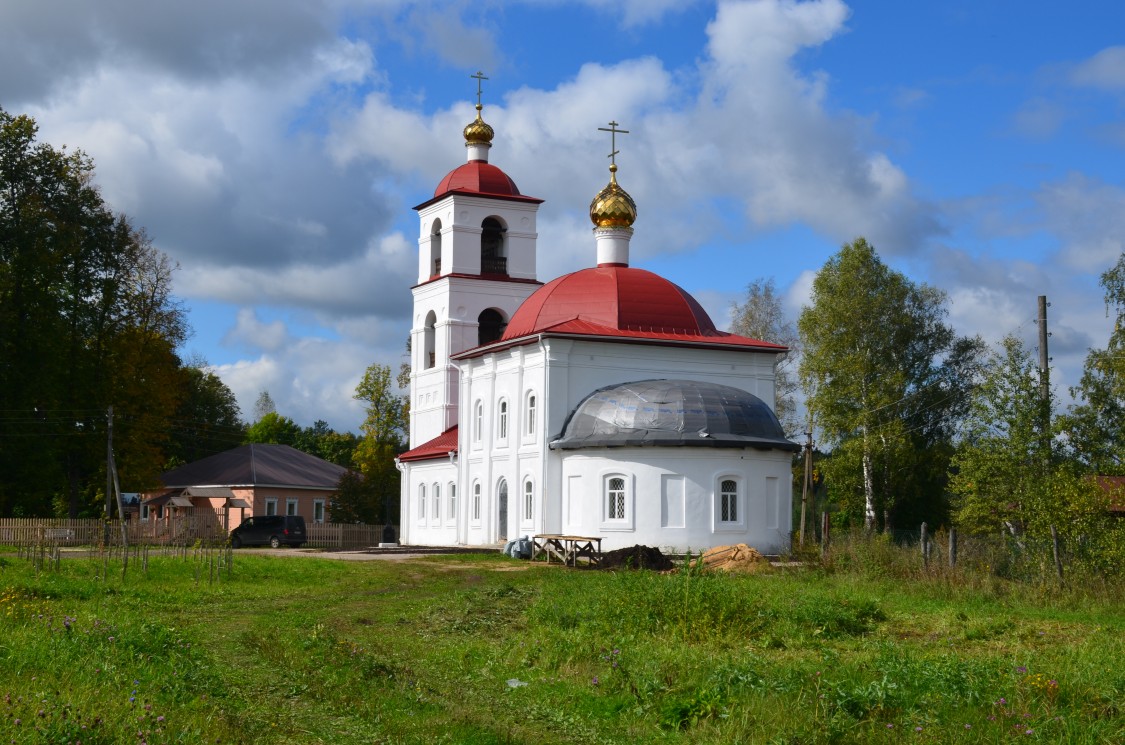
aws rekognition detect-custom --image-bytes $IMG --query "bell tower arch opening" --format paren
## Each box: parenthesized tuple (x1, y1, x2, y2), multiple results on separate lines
(423, 311, 437, 369)
(477, 308, 507, 346)
(480, 217, 507, 276)
(429, 219, 443, 277)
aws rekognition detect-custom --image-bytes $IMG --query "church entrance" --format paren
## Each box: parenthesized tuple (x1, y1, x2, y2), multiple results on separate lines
(497, 479, 508, 542)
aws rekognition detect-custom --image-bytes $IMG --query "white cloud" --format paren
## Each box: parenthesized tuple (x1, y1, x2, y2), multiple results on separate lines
(1071, 46, 1125, 91)
(1012, 97, 1067, 140)
(1035, 174, 1125, 272)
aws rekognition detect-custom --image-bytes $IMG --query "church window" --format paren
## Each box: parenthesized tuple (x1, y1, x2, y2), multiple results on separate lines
(526, 393, 536, 436)
(429, 219, 443, 276)
(472, 481, 481, 521)
(477, 308, 507, 346)
(480, 217, 506, 275)
(497, 399, 508, 441)
(432, 483, 441, 524)
(418, 484, 426, 521)
(423, 311, 437, 369)
(449, 483, 457, 520)
(606, 477, 626, 521)
(524, 480, 534, 522)
(720, 479, 738, 523)
(473, 401, 483, 443)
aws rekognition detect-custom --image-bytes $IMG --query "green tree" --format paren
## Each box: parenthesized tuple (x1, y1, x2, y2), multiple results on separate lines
(950, 335, 1105, 542)
(167, 365, 244, 467)
(293, 419, 359, 468)
(1063, 252, 1125, 471)
(730, 277, 800, 436)
(253, 390, 277, 422)
(798, 238, 982, 530)
(0, 107, 188, 516)
(244, 411, 301, 446)
(347, 363, 408, 524)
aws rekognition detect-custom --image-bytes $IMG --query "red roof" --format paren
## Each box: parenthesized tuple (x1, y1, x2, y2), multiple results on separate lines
(416, 161, 544, 208)
(1095, 476, 1125, 514)
(399, 427, 459, 463)
(500, 266, 786, 350)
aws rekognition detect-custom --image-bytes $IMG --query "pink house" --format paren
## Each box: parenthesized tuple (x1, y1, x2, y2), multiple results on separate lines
(141, 444, 348, 535)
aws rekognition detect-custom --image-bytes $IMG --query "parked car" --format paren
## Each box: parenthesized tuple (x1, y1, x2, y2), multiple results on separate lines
(230, 515, 306, 549)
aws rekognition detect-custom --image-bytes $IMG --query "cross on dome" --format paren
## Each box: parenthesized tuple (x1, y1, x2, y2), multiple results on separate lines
(463, 70, 495, 150)
(589, 120, 637, 232)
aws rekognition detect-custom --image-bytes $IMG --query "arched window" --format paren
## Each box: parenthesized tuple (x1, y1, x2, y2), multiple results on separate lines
(418, 483, 426, 521)
(423, 311, 437, 369)
(449, 483, 457, 519)
(720, 479, 738, 523)
(524, 480, 534, 522)
(480, 217, 506, 275)
(472, 481, 481, 521)
(432, 482, 441, 524)
(497, 399, 508, 441)
(526, 393, 537, 436)
(606, 477, 626, 520)
(477, 308, 506, 346)
(429, 218, 443, 277)
(473, 400, 483, 443)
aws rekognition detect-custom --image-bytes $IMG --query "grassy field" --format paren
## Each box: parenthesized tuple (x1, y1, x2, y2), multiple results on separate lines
(0, 546, 1121, 744)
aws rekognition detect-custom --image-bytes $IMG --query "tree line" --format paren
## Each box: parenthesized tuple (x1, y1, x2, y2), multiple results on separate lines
(0, 108, 407, 521)
(734, 238, 1124, 565)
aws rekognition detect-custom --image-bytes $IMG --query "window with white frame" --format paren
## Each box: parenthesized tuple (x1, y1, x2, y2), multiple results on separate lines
(473, 400, 483, 444)
(526, 393, 537, 436)
(606, 476, 626, 521)
(523, 480, 534, 522)
(140, 503, 150, 522)
(472, 481, 481, 521)
(418, 484, 426, 520)
(286, 498, 298, 516)
(432, 483, 441, 523)
(265, 498, 278, 516)
(720, 479, 738, 523)
(497, 399, 508, 441)
(313, 499, 325, 523)
(449, 483, 457, 519)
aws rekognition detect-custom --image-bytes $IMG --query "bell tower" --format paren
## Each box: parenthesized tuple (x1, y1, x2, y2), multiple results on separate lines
(408, 73, 543, 448)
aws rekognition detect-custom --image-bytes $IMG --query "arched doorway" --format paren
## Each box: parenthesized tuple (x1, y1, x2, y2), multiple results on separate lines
(497, 478, 508, 542)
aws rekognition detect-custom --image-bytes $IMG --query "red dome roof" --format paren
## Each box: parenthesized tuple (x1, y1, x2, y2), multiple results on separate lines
(503, 266, 719, 339)
(434, 160, 522, 199)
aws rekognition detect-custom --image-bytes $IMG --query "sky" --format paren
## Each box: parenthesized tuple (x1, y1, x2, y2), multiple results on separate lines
(4, 0, 1123, 433)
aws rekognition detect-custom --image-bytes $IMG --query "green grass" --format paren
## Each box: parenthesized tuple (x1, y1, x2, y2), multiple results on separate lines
(0, 549, 1121, 744)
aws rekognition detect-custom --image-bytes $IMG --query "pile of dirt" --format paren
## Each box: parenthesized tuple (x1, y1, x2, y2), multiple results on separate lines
(700, 543, 771, 573)
(600, 544, 675, 571)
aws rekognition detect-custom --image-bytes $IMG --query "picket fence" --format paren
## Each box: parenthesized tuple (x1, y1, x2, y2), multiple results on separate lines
(0, 517, 396, 550)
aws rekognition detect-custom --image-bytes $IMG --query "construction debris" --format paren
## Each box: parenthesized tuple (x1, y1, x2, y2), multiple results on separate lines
(699, 543, 771, 573)
(600, 544, 675, 571)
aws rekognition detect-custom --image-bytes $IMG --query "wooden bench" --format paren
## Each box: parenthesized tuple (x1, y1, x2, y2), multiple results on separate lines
(532, 534, 603, 567)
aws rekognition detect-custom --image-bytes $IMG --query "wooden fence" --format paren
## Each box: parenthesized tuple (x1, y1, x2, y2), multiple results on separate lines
(0, 517, 397, 550)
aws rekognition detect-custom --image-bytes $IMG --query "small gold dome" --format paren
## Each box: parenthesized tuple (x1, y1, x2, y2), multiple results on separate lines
(463, 104, 495, 145)
(589, 165, 637, 228)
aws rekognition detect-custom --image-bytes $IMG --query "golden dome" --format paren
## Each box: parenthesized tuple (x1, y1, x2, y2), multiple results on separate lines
(463, 104, 495, 145)
(589, 165, 637, 228)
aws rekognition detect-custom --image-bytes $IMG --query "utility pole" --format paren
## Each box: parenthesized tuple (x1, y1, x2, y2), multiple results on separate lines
(105, 406, 113, 545)
(1038, 296, 1050, 404)
(799, 423, 813, 547)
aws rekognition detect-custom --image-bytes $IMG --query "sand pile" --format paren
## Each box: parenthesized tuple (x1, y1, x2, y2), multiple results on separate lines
(600, 544, 675, 571)
(700, 543, 771, 573)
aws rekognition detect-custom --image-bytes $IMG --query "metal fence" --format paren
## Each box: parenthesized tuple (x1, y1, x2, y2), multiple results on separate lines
(0, 517, 398, 550)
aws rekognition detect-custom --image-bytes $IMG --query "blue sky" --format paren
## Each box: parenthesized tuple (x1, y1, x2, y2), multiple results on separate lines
(4, 0, 1123, 431)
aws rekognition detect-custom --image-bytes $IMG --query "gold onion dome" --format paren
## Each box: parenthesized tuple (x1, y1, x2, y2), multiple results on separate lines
(589, 164, 637, 228)
(463, 104, 495, 144)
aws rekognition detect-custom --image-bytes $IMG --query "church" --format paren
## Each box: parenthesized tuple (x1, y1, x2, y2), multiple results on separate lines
(395, 85, 799, 554)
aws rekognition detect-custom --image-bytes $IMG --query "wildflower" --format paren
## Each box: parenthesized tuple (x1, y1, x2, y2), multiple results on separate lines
(156, 716, 165, 722)
(965, 724, 972, 729)
(997, 697, 1007, 705)
(914, 726, 923, 732)
(591, 677, 599, 686)
(1025, 729, 1033, 735)
(1016, 666, 1027, 674)
(886, 724, 893, 729)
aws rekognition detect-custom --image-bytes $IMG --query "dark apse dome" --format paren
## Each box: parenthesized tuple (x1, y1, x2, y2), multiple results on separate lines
(551, 379, 799, 451)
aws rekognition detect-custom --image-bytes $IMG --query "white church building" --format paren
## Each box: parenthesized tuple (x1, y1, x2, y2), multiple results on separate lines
(396, 92, 799, 554)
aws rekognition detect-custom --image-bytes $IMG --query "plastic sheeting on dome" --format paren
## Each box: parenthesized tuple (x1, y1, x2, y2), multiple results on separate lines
(551, 379, 799, 451)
